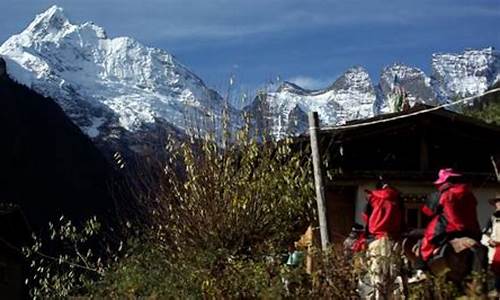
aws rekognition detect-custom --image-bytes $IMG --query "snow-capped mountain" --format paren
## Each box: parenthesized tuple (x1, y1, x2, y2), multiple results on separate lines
(432, 47, 500, 101)
(0, 5, 231, 153)
(1, 6, 499, 143)
(249, 48, 500, 137)
(379, 64, 437, 107)
(251, 66, 377, 138)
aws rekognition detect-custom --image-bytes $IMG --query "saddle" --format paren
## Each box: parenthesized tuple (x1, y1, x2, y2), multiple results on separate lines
(403, 235, 486, 283)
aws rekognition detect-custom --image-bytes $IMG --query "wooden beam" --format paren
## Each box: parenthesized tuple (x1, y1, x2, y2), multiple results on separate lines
(308, 111, 330, 250)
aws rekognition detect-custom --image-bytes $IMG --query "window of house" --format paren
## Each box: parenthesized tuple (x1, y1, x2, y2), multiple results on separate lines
(402, 194, 431, 230)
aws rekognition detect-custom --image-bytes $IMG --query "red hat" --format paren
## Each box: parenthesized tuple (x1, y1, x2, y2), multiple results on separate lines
(434, 168, 462, 185)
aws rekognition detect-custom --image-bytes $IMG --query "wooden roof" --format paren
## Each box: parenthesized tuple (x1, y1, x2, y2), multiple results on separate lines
(295, 104, 500, 183)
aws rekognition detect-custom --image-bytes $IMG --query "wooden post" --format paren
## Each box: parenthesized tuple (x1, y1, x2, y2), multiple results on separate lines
(308, 111, 330, 250)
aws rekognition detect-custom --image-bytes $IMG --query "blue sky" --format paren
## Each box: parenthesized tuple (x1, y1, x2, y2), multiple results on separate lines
(1, 0, 499, 102)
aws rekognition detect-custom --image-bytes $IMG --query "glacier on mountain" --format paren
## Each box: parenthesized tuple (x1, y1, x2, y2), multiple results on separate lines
(1, 6, 499, 142)
(249, 48, 500, 137)
(431, 47, 500, 101)
(0, 5, 229, 140)
(261, 66, 377, 138)
(379, 63, 436, 106)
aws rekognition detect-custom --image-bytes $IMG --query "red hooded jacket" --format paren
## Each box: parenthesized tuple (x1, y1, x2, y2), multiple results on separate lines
(420, 183, 481, 261)
(363, 186, 402, 240)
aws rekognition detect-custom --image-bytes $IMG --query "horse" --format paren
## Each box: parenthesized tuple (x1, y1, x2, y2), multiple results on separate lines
(402, 230, 488, 290)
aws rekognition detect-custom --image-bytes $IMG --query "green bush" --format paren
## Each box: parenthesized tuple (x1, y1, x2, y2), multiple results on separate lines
(97, 121, 317, 297)
(133, 121, 316, 256)
(89, 243, 362, 299)
(24, 117, 318, 298)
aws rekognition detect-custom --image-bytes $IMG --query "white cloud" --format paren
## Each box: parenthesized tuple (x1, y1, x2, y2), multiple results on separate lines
(288, 75, 338, 90)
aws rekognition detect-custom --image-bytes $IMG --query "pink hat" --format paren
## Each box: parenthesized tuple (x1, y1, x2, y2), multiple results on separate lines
(434, 168, 462, 185)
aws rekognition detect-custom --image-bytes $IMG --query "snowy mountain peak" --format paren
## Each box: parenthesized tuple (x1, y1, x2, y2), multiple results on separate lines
(343, 65, 369, 76)
(256, 47, 500, 138)
(328, 66, 372, 93)
(277, 81, 310, 94)
(431, 47, 500, 100)
(27, 5, 69, 33)
(0, 6, 228, 148)
(379, 63, 436, 106)
(247, 65, 377, 138)
(382, 63, 425, 83)
(5, 6, 108, 55)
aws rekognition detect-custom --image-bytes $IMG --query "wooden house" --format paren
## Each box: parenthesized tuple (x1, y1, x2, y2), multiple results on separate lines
(297, 104, 500, 240)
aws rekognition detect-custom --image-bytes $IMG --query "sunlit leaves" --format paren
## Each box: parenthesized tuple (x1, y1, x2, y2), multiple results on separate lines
(153, 117, 315, 255)
(23, 216, 117, 299)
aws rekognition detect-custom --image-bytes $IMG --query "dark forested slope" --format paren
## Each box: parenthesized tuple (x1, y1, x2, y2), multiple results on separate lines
(0, 57, 118, 230)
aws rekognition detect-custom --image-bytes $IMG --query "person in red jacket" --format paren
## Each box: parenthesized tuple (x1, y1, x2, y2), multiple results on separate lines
(362, 178, 404, 299)
(420, 168, 481, 262)
(363, 183, 403, 240)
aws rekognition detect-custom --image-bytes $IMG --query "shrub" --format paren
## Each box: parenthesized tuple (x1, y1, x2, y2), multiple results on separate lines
(89, 243, 362, 299)
(134, 120, 316, 256)
(25, 114, 317, 298)
(23, 216, 108, 299)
